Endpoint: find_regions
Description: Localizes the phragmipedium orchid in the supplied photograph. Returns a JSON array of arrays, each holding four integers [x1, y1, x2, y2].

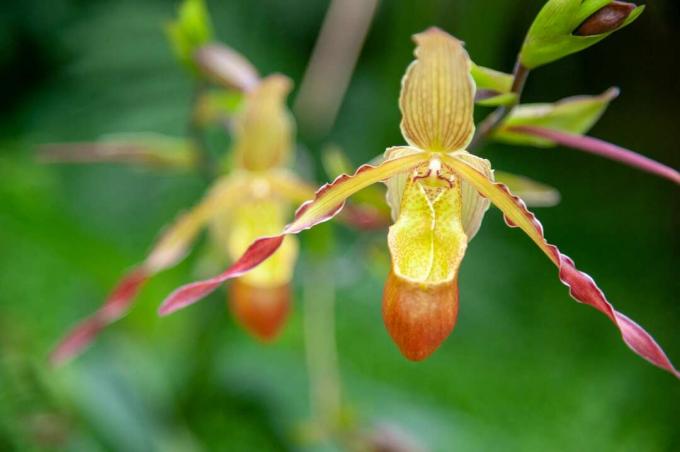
[[158, 27, 678, 378], [48, 43, 321, 364]]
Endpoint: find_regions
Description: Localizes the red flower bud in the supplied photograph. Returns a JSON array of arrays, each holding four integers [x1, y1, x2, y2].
[[228, 279, 291, 341], [574, 1, 636, 36], [382, 270, 459, 361]]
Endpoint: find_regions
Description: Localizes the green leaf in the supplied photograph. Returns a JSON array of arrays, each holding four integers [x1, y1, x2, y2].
[[493, 87, 619, 146], [166, 0, 213, 72], [476, 92, 518, 107], [471, 64, 518, 106], [470, 64, 513, 94], [519, 0, 644, 69]]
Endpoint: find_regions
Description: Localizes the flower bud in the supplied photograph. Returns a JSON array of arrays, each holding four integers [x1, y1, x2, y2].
[[228, 279, 290, 341], [382, 270, 459, 361], [574, 2, 636, 36], [519, 0, 644, 69]]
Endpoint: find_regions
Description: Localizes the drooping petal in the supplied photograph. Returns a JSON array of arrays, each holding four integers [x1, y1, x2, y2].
[[232, 75, 295, 171], [509, 126, 680, 185], [494, 171, 560, 207], [194, 43, 260, 92], [226, 199, 298, 287], [50, 269, 148, 365], [399, 28, 475, 152], [158, 152, 431, 315], [441, 153, 680, 378], [51, 175, 246, 364]]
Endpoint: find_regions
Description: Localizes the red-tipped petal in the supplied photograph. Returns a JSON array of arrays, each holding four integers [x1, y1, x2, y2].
[[383, 270, 459, 361], [158, 235, 285, 316], [158, 152, 429, 315], [229, 279, 291, 341], [50, 268, 148, 365], [443, 154, 679, 378], [50, 178, 245, 364], [510, 126, 680, 184]]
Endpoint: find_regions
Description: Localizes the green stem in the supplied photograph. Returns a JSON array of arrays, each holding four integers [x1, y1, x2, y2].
[[303, 263, 343, 441], [470, 60, 529, 150], [188, 81, 214, 180]]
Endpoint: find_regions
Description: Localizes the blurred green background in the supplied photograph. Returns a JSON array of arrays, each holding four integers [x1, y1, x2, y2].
[[1, 0, 678, 450]]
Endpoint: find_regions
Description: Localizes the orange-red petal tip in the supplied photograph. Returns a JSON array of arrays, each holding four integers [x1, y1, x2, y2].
[[228, 279, 291, 342], [382, 270, 459, 361]]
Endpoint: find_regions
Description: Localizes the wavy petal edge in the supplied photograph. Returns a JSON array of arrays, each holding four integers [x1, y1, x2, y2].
[[158, 153, 429, 316], [442, 154, 679, 378]]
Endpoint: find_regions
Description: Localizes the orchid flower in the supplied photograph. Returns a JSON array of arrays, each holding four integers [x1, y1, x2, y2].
[[158, 28, 678, 378], [50, 60, 319, 364]]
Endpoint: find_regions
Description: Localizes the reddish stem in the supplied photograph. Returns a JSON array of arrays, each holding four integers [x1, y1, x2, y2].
[[511, 126, 680, 184]]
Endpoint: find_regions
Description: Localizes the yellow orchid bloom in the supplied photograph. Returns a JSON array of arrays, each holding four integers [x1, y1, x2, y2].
[[50, 54, 317, 363], [159, 28, 678, 378]]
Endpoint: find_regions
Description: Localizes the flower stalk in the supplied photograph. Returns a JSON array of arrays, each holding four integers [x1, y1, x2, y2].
[[510, 126, 680, 184], [470, 60, 529, 149], [303, 263, 343, 439]]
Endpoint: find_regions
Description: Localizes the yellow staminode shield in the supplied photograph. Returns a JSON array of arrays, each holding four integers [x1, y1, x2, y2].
[[399, 28, 475, 152], [388, 167, 467, 285]]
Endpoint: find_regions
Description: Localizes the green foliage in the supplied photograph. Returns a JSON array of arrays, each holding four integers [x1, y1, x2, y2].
[[471, 64, 518, 106], [470, 63, 513, 94], [166, 0, 214, 72], [519, 0, 644, 69], [493, 87, 619, 146]]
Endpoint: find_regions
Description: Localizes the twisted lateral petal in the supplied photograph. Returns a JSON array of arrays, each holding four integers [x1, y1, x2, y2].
[[441, 154, 679, 378], [50, 269, 148, 365], [400, 28, 475, 151], [50, 176, 245, 365], [510, 126, 680, 185], [158, 152, 430, 315]]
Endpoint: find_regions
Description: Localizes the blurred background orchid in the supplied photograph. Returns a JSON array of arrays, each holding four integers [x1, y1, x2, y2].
[[45, 0, 320, 363]]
